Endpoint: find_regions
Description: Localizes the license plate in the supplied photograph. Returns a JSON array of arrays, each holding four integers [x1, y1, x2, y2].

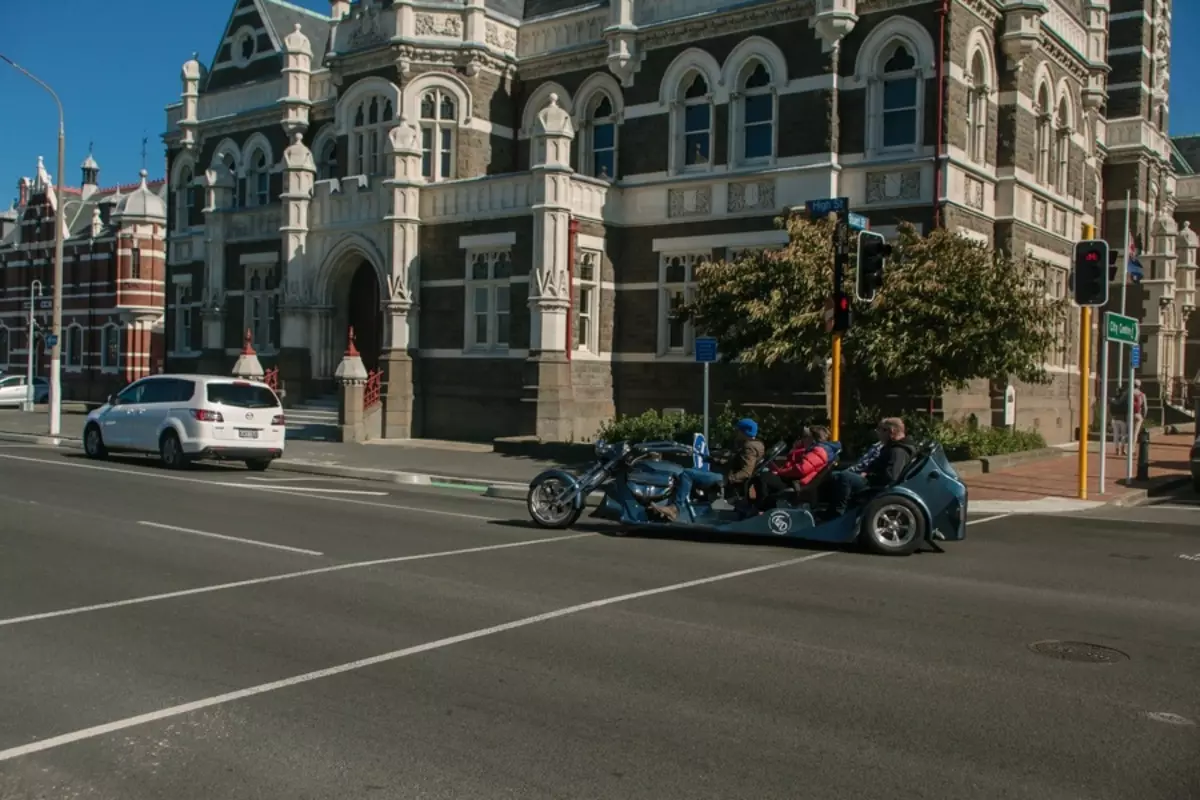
[[238, 429, 259, 439]]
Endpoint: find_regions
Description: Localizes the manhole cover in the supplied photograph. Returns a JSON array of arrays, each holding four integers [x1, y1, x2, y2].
[[1028, 640, 1130, 663]]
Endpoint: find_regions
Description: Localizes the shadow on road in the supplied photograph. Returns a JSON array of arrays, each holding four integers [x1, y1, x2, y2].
[[61, 450, 247, 474]]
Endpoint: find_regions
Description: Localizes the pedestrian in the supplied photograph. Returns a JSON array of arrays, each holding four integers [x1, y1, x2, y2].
[[1110, 385, 1128, 455], [1131, 379, 1147, 451]]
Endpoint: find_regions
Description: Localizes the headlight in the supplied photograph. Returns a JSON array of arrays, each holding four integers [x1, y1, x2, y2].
[[595, 439, 607, 457]]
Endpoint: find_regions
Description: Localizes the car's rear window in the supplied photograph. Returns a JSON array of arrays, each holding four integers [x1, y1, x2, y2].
[[206, 382, 278, 408]]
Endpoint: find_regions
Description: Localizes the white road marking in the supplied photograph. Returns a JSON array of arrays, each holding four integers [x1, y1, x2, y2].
[[211, 483, 387, 497], [0, 453, 493, 521], [137, 521, 324, 557], [1178, 553, 1200, 562], [242, 476, 352, 483], [0, 532, 593, 629], [967, 514, 1010, 526], [0, 550, 836, 762], [1143, 711, 1196, 726]]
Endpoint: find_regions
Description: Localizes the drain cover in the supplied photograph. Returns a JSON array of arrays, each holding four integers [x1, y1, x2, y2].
[[1028, 640, 1130, 663]]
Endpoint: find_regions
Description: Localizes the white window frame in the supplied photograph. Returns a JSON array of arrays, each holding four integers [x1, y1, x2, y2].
[[318, 138, 337, 180], [101, 324, 120, 370], [1035, 86, 1052, 186], [176, 166, 195, 231], [581, 93, 618, 181], [220, 152, 242, 210], [350, 96, 395, 177], [872, 41, 922, 154], [657, 252, 709, 356], [65, 324, 84, 370], [419, 88, 458, 183], [966, 52, 988, 164], [574, 249, 601, 354], [464, 250, 513, 352], [247, 148, 270, 207], [675, 72, 713, 173], [1055, 99, 1071, 196], [131, 247, 142, 280], [244, 265, 278, 351], [175, 283, 194, 354], [733, 60, 776, 166]]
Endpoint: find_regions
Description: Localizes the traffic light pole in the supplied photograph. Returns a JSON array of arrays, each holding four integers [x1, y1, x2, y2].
[[831, 212, 848, 442], [1078, 305, 1091, 500]]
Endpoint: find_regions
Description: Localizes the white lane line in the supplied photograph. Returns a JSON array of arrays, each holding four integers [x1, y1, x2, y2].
[[0, 533, 593, 629], [967, 514, 1010, 526], [242, 476, 351, 483], [137, 521, 324, 557], [0, 453, 494, 521], [0, 550, 835, 763], [211, 483, 388, 497]]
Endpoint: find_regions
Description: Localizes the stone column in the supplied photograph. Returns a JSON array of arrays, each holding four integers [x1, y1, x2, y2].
[[1140, 214, 1178, 386], [523, 94, 576, 441], [199, 165, 234, 372], [334, 327, 368, 443], [179, 55, 202, 152], [380, 119, 423, 438], [231, 329, 265, 380], [279, 132, 316, 400]]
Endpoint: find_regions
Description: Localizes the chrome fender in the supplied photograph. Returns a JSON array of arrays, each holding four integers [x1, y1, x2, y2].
[[530, 468, 587, 509]]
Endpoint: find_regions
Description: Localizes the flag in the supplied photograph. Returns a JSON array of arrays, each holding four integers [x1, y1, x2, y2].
[[1127, 239, 1144, 284]]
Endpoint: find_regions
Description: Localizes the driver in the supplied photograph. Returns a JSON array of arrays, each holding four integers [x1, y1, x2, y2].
[[829, 417, 915, 515], [657, 418, 763, 521]]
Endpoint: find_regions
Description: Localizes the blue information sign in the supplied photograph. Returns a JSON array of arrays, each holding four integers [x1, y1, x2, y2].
[[1131, 344, 1141, 368], [44, 333, 58, 349], [847, 212, 870, 231], [805, 197, 849, 218], [695, 336, 718, 363]]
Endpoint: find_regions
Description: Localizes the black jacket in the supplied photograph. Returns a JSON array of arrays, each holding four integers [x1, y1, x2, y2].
[[865, 439, 916, 487]]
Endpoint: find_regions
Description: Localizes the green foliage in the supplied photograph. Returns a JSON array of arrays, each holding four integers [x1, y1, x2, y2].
[[597, 402, 1046, 463], [684, 217, 1067, 395]]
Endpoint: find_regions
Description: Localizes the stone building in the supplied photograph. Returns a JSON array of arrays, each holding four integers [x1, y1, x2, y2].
[[0, 155, 168, 402], [162, 0, 1177, 444]]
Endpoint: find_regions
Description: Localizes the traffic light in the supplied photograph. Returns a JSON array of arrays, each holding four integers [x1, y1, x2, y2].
[[856, 230, 891, 302], [832, 292, 852, 332], [1072, 239, 1109, 307]]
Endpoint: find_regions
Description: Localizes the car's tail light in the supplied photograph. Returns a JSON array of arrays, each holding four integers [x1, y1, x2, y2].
[[190, 409, 224, 422], [271, 414, 285, 426]]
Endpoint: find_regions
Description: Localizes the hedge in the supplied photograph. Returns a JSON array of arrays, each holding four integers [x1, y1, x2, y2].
[[595, 402, 1046, 463]]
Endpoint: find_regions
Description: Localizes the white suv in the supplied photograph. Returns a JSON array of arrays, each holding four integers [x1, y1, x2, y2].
[[83, 374, 286, 470]]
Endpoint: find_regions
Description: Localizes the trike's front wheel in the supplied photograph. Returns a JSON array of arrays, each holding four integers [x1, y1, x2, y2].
[[527, 475, 585, 529]]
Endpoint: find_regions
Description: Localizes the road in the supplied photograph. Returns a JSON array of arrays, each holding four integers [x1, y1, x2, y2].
[[0, 443, 1197, 799]]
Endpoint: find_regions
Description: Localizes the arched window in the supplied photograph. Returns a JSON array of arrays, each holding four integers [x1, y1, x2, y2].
[[1035, 84, 1052, 186], [318, 139, 337, 180], [966, 51, 988, 164], [247, 149, 270, 206], [878, 43, 919, 150], [677, 72, 712, 170], [176, 165, 195, 229], [419, 89, 457, 182], [351, 96, 394, 176], [66, 325, 83, 368], [1055, 97, 1071, 195], [101, 324, 120, 369], [737, 61, 775, 163], [221, 152, 241, 209], [582, 93, 617, 180]]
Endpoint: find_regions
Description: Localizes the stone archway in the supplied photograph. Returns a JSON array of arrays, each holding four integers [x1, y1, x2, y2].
[[345, 260, 382, 372], [317, 237, 387, 378]]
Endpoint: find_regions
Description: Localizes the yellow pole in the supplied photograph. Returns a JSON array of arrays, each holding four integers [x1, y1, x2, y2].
[[831, 332, 842, 442], [1078, 306, 1091, 499]]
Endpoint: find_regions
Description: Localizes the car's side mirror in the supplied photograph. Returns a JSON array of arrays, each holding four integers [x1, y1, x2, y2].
[[107, 394, 117, 406]]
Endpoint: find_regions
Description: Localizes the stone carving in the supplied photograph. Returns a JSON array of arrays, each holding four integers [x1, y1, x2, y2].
[[668, 186, 712, 218], [485, 22, 517, 51], [865, 170, 920, 203], [1032, 197, 1048, 228], [387, 273, 412, 306], [727, 180, 776, 213], [415, 13, 462, 38], [349, 0, 387, 48], [533, 265, 568, 301], [1052, 206, 1067, 237], [965, 176, 984, 210]]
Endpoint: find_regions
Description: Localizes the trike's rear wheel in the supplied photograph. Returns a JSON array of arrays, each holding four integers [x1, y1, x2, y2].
[[527, 475, 584, 529], [859, 495, 926, 555]]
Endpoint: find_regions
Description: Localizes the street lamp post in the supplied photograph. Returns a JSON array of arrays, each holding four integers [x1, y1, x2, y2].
[[2, 54, 65, 436], [24, 280, 43, 411]]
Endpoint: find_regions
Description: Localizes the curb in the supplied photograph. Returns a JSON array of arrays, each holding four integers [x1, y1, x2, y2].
[[1108, 475, 1191, 507], [0, 432, 80, 449]]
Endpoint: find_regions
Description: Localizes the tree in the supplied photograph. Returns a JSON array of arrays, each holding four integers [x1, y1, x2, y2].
[[685, 215, 1066, 397]]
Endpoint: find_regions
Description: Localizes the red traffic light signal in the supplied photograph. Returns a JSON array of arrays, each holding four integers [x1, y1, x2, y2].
[[838, 296, 849, 311], [1073, 239, 1109, 307]]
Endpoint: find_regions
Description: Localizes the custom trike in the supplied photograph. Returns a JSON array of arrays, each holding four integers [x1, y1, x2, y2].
[[525, 437, 968, 555]]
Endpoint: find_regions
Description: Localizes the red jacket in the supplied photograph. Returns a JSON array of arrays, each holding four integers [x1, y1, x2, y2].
[[771, 444, 830, 484]]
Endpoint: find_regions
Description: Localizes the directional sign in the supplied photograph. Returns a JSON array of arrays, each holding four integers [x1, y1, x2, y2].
[[44, 333, 58, 349], [805, 196, 849, 218], [1105, 312, 1138, 345], [847, 212, 870, 231], [694, 336, 718, 363], [1131, 344, 1141, 368]]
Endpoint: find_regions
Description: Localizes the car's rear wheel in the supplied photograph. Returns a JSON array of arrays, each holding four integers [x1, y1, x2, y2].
[[159, 431, 188, 470], [859, 495, 926, 556], [83, 424, 107, 460], [245, 458, 272, 472]]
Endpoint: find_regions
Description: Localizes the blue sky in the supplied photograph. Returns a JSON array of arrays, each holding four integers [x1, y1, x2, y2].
[[0, 0, 1196, 197]]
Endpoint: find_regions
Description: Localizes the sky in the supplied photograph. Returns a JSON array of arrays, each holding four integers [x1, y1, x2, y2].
[[0, 0, 1197, 199]]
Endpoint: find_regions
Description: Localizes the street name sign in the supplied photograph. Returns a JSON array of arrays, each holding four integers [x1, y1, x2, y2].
[[847, 212, 869, 230], [805, 197, 848, 218], [1105, 312, 1138, 345]]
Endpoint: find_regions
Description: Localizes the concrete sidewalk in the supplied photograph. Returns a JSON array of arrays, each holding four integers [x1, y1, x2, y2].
[[0, 408, 1190, 510]]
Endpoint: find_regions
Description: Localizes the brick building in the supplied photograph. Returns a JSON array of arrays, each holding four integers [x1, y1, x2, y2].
[[0, 155, 168, 402], [162, 0, 1183, 444]]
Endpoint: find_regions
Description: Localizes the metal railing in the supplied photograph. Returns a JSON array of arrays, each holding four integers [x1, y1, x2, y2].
[[364, 369, 382, 411]]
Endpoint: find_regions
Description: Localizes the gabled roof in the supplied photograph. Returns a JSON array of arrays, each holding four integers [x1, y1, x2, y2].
[[203, 0, 332, 93]]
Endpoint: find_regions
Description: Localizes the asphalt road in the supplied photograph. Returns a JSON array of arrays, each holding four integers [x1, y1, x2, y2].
[[0, 444, 1197, 799]]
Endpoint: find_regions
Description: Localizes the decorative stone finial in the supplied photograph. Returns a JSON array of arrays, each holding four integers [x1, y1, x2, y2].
[[242, 328, 256, 355], [345, 326, 359, 357], [231, 328, 265, 379]]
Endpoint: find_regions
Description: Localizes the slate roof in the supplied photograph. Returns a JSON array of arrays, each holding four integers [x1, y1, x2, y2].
[[0, 175, 167, 249], [261, 0, 333, 67], [1171, 135, 1200, 176]]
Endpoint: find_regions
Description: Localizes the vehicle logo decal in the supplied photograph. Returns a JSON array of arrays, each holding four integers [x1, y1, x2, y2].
[[246, 412, 254, 420], [767, 510, 791, 535]]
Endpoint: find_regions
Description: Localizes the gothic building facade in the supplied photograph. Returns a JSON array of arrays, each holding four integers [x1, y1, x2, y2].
[[0, 156, 168, 402], [162, 0, 1184, 444]]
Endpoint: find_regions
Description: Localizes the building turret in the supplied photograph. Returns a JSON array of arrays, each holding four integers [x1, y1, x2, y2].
[[81, 148, 100, 198]]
